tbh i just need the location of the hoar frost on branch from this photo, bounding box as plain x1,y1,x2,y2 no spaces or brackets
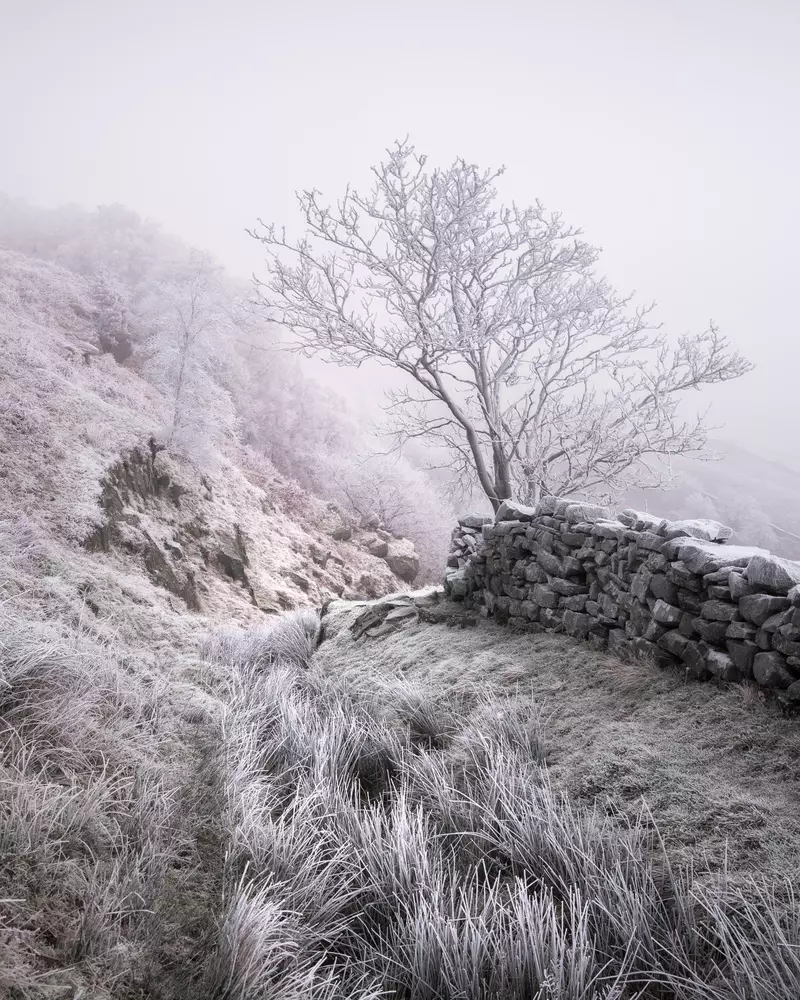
250,141,752,509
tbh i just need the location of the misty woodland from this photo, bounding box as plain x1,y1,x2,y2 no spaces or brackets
3,141,800,1000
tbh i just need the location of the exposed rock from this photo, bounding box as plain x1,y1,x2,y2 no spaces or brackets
331,524,352,541
652,600,682,625
701,600,741,623
563,502,613,524
361,533,389,558
385,539,420,583
727,640,758,678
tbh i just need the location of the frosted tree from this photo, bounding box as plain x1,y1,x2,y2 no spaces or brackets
251,141,752,510
90,268,132,361
142,251,238,462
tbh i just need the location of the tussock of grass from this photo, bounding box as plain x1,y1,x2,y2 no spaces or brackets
207,618,800,1000
201,609,320,671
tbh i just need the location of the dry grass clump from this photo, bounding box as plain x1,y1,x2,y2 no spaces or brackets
201,609,321,671
206,617,800,1000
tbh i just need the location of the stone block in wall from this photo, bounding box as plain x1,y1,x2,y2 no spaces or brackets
679,613,698,638
645,552,669,573
549,577,587,597
706,650,739,681
631,568,652,603
677,591,704,615
755,630,772,651
707,585,732,601
666,561,704,593
673,540,767,575
746,555,800,595
682,641,711,680
662,519,733,542
727,640,757,679
693,619,729,645
649,573,678,605
504,584,527,602
539,607,564,629
701,599,741,622
524,563,548,584
652,600,682,625
729,573,756,600
632,637,676,670
644,620,668,642
608,629,631,657
532,584,559,609
773,634,800,659
561,594,588,612
520,601,539,621
636,532,664,553
495,501,538,522
762,609,793,633
726,621,757,641
658,630,689,658
563,502,613,524
598,592,619,619
459,514,493,529
591,520,627,539
753,651,794,689
739,594,790,626
563,610,592,639
618,509,663,532
790,586,800,606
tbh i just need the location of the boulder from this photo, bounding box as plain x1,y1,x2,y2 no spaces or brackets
361,533,389,558
563,502,613,524
385,539,420,583
705,649,740,681
701,599,740,622
726,640,758,678
745,555,800,595
331,524,352,541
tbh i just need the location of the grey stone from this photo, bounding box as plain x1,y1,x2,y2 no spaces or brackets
539,607,564,629
729,573,756,600
385,540,420,583
495,500,538,522
560,594,588,612
662,518,733,542
682,640,710,679
652,600,683,625
761,609,793,633
637,532,665,552
632,637,676,669
618,509,663,530
674,540,767,575
590,520,627,539
755,629,773,651
535,495,567,516
532,584,559,609
644,620,668,642
701,599,741,622
666,561,703,592
563,502,613,524
608,629,631,658
649,573,679,605
693,619,730,644
707,586,732,601
677,591,704,615
458,513,493,529
738,594,790,626
524,563,548,584
563,610,592,638
331,524,352,541
725,621,757,641
679,613,698,637
753,652,794,690
658,630,690,657
727,640,758,679
705,650,740,681
746,555,800,595
773,634,800,659
784,680,800,703
548,578,587,597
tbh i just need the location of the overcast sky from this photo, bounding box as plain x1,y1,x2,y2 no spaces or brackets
1,0,798,460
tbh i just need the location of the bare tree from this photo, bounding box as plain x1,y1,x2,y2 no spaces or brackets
250,141,752,510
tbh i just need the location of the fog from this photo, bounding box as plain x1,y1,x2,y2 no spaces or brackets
1,0,798,457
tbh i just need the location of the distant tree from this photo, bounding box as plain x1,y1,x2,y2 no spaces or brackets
251,141,752,510
90,268,133,362
142,251,238,461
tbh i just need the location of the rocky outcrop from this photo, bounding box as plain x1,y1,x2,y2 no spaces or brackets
445,499,800,705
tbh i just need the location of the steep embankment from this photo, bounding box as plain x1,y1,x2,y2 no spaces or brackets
0,248,421,997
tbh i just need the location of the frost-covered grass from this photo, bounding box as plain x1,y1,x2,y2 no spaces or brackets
205,612,800,1000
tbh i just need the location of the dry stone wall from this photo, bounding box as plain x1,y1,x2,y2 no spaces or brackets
444,498,800,702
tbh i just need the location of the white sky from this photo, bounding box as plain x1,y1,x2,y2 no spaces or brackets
1,0,798,459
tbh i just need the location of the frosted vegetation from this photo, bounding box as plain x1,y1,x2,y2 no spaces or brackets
0,195,453,578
